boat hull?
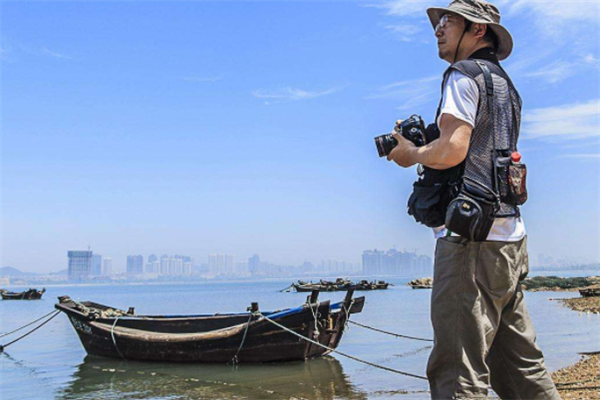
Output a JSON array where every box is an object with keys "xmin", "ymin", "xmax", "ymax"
[
  {"xmin": 1, "ymin": 289, "xmax": 45, "ymax": 300},
  {"xmin": 56, "ymin": 295, "xmax": 364, "ymax": 364}
]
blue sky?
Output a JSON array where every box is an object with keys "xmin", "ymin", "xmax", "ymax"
[{"xmin": 1, "ymin": 0, "xmax": 599, "ymax": 273}]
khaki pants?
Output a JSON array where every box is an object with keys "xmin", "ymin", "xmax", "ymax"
[{"xmin": 427, "ymin": 236, "xmax": 562, "ymax": 400}]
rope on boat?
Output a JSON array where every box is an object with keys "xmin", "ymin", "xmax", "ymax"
[
  {"xmin": 342, "ymin": 300, "xmax": 354, "ymax": 331},
  {"xmin": 309, "ymin": 301, "xmax": 321, "ymax": 338},
  {"xmin": 348, "ymin": 320, "xmax": 433, "ymax": 342},
  {"xmin": 0, "ymin": 310, "xmax": 61, "ymax": 352},
  {"xmin": 229, "ymin": 313, "xmax": 253, "ymax": 365},
  {"xmin": 0, "ymin": 310, "xmax": 59, "ymax": 338},
  {"xmin": 257, "ymin": 312, "xmax": 428, "ymax": 381},
  {"xmin": 110, "ymin": 316, "xmax": 127, "ymax": 361}
]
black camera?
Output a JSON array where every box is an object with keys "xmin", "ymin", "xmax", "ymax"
[{"xmin": 374, "ymin": 115, "xmax": 427, "ymax": 158}]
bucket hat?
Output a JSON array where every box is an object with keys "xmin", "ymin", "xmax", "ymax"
[{"xmin": 427, "ymin": 0, "xmax": 513, "ymax": 60}]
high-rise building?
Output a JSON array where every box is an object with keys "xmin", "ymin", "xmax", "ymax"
[
  {"xmin": 68, "ymin": 251, "xmax": 93, "ymax": 281},
  {"xmin": 208, "ymin": 254, "xmax": 235, "ymax": 276},
  {"xmin": 91, "ymin": 254, "xmax": 102, "ymax": 276},
  {"xmin": 249, "ymin": 254, "xmax": 260, "ymax": 276},
  {"xmin": 170, "ymin": 258, "xmax": 183, "ymax": 275},
  {"xmin": 146, "ymin": 260, "xmax": 160, "ymax": 274},
  {"xmin": 301, "ymin": 261, "xmax": 315, "ymax": 272},
  {"xmin": 145, "ymin": 254, "xmax": 158, "ymax": 274},
  {"xmin": 362, "ymin": 250, "xmax": 384, "ymax": 276},
  {"xmin": 362, "ymin": 249, "xmax": 431, "ymax": 276},
  {"xmin": 209, "ymin": 254, "xmax": 221, "ymax": 275},
  {"xmin": 183, "ymin": 262, "xmax": 192, "ymax": 276},
  {"xmin": 102, "ymin": 258, "xmax": 113, "ymax": 276},
  {"xmin": 126, "ymin": 255, "xmax": 144, "ymax": 275},
  {"xmin": 160, "ymin": 255, "xmax": 170, "ymax": 275},
  {"xmin": 225, "ymin": 254, "xmax": 235, "ymax": 274}
]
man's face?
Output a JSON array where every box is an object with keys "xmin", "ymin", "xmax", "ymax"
[{"xmin": 435, "ymin": 13, "xmax": 467, "ymax": 63}]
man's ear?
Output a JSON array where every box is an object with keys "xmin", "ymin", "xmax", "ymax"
[{"xmin": 472, "ymin": 23, "xmax": 486, "ymax": 39}]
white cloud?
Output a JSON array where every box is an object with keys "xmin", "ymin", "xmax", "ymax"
[
  {"xmin": 522, "ymin": 99, "xmax": 600, "ymax": 141},
  {"xmin": 520, "ymin": 54, "xmax": 600, "ymax": 84},
  {"xmin": 499, "ymin": 0, "xmax": 600, "ymax": 24},
  {"xmin": 559, "ymin": 153, "xmax": 600, "ymax": 159},
  {"xmin": 252, "ymin": 86, "xmax": 343, "ymax": 105},
  {"xmin": 584, "ymin": 53, "xmax": 600, "ymax": 65},
  {"xmin": 385, "ymin": 24, "xmax": 423, "ymax": 42},
  {"xmin": 367, "ymin": 75, "xmax": 439, "ymax": 111},
  {"xmin": 367, "ymin": 0, "xmax": 446, "ymax": 41},
  {"xmin": 42, "ymin": 48, "xmax": 72, "ymax": 60},
  {"xmin": 372, "ymin": 0, "xmax": 446, "ymax": 17}
]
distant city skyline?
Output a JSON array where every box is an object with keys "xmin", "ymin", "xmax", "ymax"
[
  {"xmin": 1, "ymin": 246, "xmax": 596, "ymax": 276},
  {"xmin": 2, "ymin": 1, "xmax": 599, "ymax": 273},
  {"xmin": 40, "ymin": 247, "xmax": 432, "ymax": 281}
]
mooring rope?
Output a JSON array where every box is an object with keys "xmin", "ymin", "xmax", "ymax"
[
  {"xmin": 258, "ymin": 312, "xmax": 428, "ymax": 381},
  {"xmin": 0, "ymin": 310, "xmax": 61, "ymax": 352},
  {"xmin": 349, "ymin": 320, "xmax": 433, "ymax": 342},
  {"xmin": 0, "ymin": 310, "xmax": 59, "ymax": 338},
  {"xmin": 229, "ymin": 313, "xmax": 254, "ymax": 365},
  {"xmin": 110, "ymin": 316, "xmax": 127, "ymax": 361},
  {"xmin": 342, "ymin": 299, "xmax": 354, "ymax": 331},
  {"xmin": 309, "ymin": 301, "xmax": 321, "ymax": 338}
]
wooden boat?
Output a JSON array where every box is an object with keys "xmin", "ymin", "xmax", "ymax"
[
  {"xmin": 55, "ymin": 290, "xmax": 365, "ymax": 363},
  {"xmin": 407, "ymin": 278, "xmax": 433, "ymax": 289},
  {"xmin": 0, "ymin": 288, "xmax": 46, "ymax": 300},
  {"xmin": 290, "ymin": 279, "xmax": 392, "ymax": 292}
]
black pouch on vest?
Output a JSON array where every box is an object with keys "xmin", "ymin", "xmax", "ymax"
[
  {"xmin": 445, "ymin": 180, "xmax": 497, "ymax": 241},
  {"xmin": 407, "ymin": 164, "xmax": 461, "ymax": 228}
]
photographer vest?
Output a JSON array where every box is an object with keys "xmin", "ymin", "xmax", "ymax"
[{"xmin": 440, "ymin": 48, "xmax": 523, "ymax": 217}]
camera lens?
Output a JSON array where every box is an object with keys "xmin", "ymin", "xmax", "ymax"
[{"xmin": 374, "ymin": 134, "xmax": 398, "ymax": 158}]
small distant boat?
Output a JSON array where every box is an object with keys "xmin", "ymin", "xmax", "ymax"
[
  {"xmin": 407, "ymin": 278, "xmax": 433, "ymax": 290},
  {"xmin": 289, "ymin": 279, "xmax": 392, "ymax": 292},
  {"xmin": 0, "ymin": 288, "xmax": 46, "ymax": 300},
  {"xmin": 56, "ymin": 290, "xmax": 365, "ymax": 363}
]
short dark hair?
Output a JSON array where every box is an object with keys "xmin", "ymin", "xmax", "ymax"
[
  {"xmin": 466, "ymin": 20, "xmax": 498, "ymax": 51},
  {"xmin": 483, "ymin": 27, "xmax": 498, "ymax": 51}
]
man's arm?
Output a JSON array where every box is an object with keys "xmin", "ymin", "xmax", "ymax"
[{"xmin": 387, "ymin": 113, "xmax": 472, "ymax": 169}]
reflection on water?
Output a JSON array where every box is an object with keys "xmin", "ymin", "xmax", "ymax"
[{"xmin": 58, "ymin": 356, "xmax": 368, "ymax": 400}]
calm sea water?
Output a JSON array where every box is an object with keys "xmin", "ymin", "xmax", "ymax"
[{"xmin": 1, "ymin": 278, "xmax": 598, "ymax": 400}]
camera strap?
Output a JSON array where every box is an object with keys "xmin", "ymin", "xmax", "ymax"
[{"xmin": 474, "ymin": 60, "xmax": 500, "ymax": 201}]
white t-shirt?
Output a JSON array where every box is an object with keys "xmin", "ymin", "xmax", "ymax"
[{"xmin": 433, "ymin": 70, "xmax": 526, "ymax": 242}]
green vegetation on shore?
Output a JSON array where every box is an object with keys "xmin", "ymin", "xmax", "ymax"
[{"xmin": 521, "ymin": 276, "xmax": 600, "ymax": 291}]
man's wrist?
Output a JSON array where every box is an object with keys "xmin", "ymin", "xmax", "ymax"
[{"xmin": 409, "ymin": 145, "xmax": 423, "ymax": 165}]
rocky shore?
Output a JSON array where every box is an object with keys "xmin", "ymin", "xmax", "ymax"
[
  {"xmin": 552, "ymin": 354, "xmax": 600, "ymax": 399},
  {"xmin": 556, "ymin": 297, "xmax": 600, "ymax": 314}
]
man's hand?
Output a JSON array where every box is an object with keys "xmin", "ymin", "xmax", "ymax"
[{"xmin": 386, "ymin": 132, "xmax": 417, "ymax": 167}]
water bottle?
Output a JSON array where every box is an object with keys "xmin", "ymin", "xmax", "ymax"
[{"xmin": 507, "ymin": 151, "xmax": 528, "ymax": 205}]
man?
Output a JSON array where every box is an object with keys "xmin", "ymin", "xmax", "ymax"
[{"xmin": 387, "ymin": 1, "xmax": 562, "ymax": 399}]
